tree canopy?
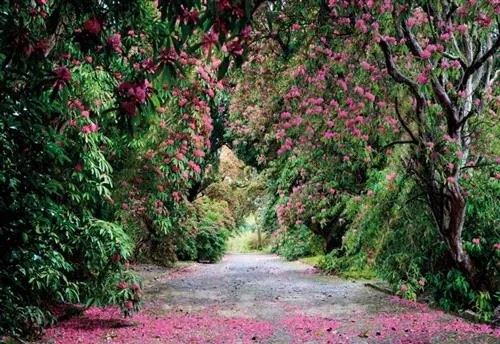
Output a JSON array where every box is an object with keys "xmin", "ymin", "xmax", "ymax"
[{"xmin": 0, "ymin": 0, "xmax": 498, "ymax": 338}]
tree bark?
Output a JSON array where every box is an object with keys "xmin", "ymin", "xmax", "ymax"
[
  {"xmin": 308, "ymin": 219, "xmax": 345, "ymax": 254},
  {"xmin": 427, "ymin": 179, "xmax": 477, "ymax": 287}
]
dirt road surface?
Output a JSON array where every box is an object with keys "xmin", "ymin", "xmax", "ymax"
[
  {"xmin": 44, "ymin": 253, "xmax": 499, "ymax": 343},
  {"xmin": 136, "ymin": 253, "xmax": 498, "ymax": 343}
]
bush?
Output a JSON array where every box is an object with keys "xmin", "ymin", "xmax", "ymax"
[
  {"xmin": 273, "ymin": 225, "xmax": 324, "ymax": 261},
  {"xmin": 0, "ymin": 219, "xmax": 140, "ymax": 338},
  {"xmin": 175, "ymin": 197, "xmax": 232, "ymax": 263},
  {"xmin": 246, "ymin": 231, "xmax": 271, "ymax": 251},
  {"xmin": 195, "ymin": 227, "xmax": 229, "ymax": 262},
  {"xmin": 322, "ymin": 164, "xmax": 499, "ymax": 320}
]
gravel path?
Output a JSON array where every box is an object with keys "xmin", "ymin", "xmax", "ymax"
[{"xmin": 134, "ymin": 253, "xmax": 499, "ymax": 343}]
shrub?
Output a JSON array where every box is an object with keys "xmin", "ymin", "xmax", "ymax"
[
  {"xmin": 273, "ymin": 225, "xmax": 324, "ymax": 261},
  {"xmin": 246, "ymin": 231, "xmax": 272, "ymax": 251},
  {"xmin": 0, "ymin": 219, "xmax": 140, "ymax": 338},
  {"xmin": 174, "ymin": 197, "xmax": 232, "ymax": 263}
]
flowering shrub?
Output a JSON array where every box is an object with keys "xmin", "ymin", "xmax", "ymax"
[
  {"xmin": 0, "ymin": 0, "xmax": 258, "ymax": 338},
  {"xmin": 228, "ymin": 0, "xmax": 499, "ymax": 320}
]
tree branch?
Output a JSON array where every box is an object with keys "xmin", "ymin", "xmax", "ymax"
[
  {"xmin": 431, "ymin": 78, "xmax": 458, "ymax": 123},
  {"xmin": 394, "ymin": 96, "xmax": 418, "ymax": 143},
  {"xmin": 378, "ymin": 39, "xmax": 422, "ymax": 98},
  {"xmin": 378, "ymin": 38, "xmax": 426, "ymax": 122},
  {"xmin": 458, "ymin": 31, "xmax": 500, "ymax": 91},
  {"xmin": 400, "ymin": 19, "xmax": 424, "ymax": 58},
  {"xmin": 381, "ymin": 140, "xmax": 417, "ymax": 150}
]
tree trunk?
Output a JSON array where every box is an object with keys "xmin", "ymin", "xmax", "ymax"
[
  {"xmin": 257, "ymin": 226, "xmax": 262, "ymax": 250},
  {"xmin": 308, "ymin": 219, "xmax": 345, "ymax": 254},
  {"xmin": 428, "ymin": 181, "xmax": 477, "ymax": 287}
]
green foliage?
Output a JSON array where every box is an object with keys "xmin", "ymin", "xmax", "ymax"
[
  {"xmin": 175, "ymin": 198, "xmax": 232, "ymax": 263},
  {"xmin": 227, "ymin": 229, "xmax": 272, "ymax": 253},
  {"xmin": 273, "ymin": 226, "xmax": 324, "ymax": 261},
  {"xmin": 0, "ymin": 0, "xmax": 256, "ymax": 338},
  {"xmin": 323, "ymin": 158, "xmax": 499, "ymax": 320}
]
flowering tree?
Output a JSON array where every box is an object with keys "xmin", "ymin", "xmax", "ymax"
[
  {"xmin": 229, "ymin": 0, "xmax": 499, "ymax": 316},
  {"xmin": 371, "ymin": 0, "xmax": 499, "ymax": 288},
  {"xmin": 229, "ymin": 1, "xmax": 400, "ymax": 252},
  {"xmin": 0, "ymin": 0, "xmax": 262, "ymax": 337}
]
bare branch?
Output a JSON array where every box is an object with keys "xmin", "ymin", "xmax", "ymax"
[
  {"xmin": 381, "ymin": 140, "xmax": 417, "ymax": 150},
  {"xmin": 458, "ymin": 32, "xmax": 500, "ymax": 91},
  {"xmin": 378, "ymin": 38, "xmax": 426, "ymax": 122},
  {"xmin": 400, "ymin": 19, "xmax": 424, "ymax": 58},
  {"xmin": 431, "ymin": 78, "xmax": 458, "ymax": 123},
  {"xmin": 378, "ymin": 39, "xmax": 422, "ymax": 98}
]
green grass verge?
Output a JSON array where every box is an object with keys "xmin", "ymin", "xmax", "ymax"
[{"xmin": 300, "ymin": 255, "xmax": 324, "ymax": 267}]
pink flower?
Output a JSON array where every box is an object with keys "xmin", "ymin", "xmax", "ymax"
[
  {"xmin": 418, "ymin": 280, "xmax": 426, "ymax": 287},
  {"xmin": 354, "ymin": 196, "xmax": 362, "ymax": 202},
  {"xmin": 355, "ymin": 19, "xmax": 368, "ymax": 33},
  {"xmin": 420, "ymin": 49, "xmax": 432, "ymax": 59},
  {"xmin": 386, "ymin": 171, "xmax": 397, "ymax": 182},
  {"xmin": 400, "ymin": 284, "xmax": 408, "ymax": 292},
  {"xmin": 81, "ymin": 123, "xmax": 99, "ymax": 134},
  {"xmin": 472, "ymin": 238, "xmax": 480, "ymax": 245},
  {"xmin": 343, "ymin": 155, "xmax": 350, "ymax": 162},
  {"xmin": 124, "ymin": 300, "xmax": 133, "ymax": 310},
  {"xmin": 447, "ymin": 176, "xmax": 456, "ymax": 183},
  {"xmin": 117, "ymin": 281, "xmax": 127, "ymax": 290},
  {"xmin": 443, "ymin": 134, "xmax": 454, "ymax": 142},
  {"xmin": 476, "ymin": 13, "xmax": 492, "ymax": 27},
  {"xmin": 83, "ymin": 17, "xmax": 102, "ymax": 35},
  {"xmin": 407, "ymin": 17, "xmax": 417, "ymax": 28},
  {"xmin": 457, "ymin": 6, "xmax": 468, "ymax": 16},
  {"xmin": 201, "ymin": 31, "xmax": 219, "ymax": 54},
  {"xmin": 107, "ymin": 33, "xmax": 122, "ymax": 53},
  {"xmin": 417, "ymin": 73, "xmax": 429, "ymax": 85},
  {"xmin": 280, "ymin": 112, "xmax": 292, "ymax": 120},
  {"xmin": 354, "ymin": 86, "xmax": 364, "ymax": 96},
  {"xmin": 456, "ymin": 24, "xmax": 468, "ymax": 34},
  {"xmin": 188, "ymin": 160, "xmax": 201, "ymax": 174},
  {"xmin": 367, "ymin": 190, "xmax": 374, "ymax": 197},
  {"xmin": 440, "ymin": 32, "xmax": 451, "ymax": 41},
  {"xmin": 364, "ymin": 92, "xmax": 376, "ymax": 102},
  {"xmin": 53, "ymin": 65, "xmax": 71, "ymax": 90},
  {"xmin": 121, "ymin": 203, "xmax": 129, "ymax": 210},
  {"xmin": 193, "ymin": 149, "xmax": 205, "ymax": 158},
  {"xmin": 456, "ymin": 150, "xmax": 464, "ymax": 159},
  {"xmin": 323, "ymin": 131, "xmax": 335, "ymax": 139}
]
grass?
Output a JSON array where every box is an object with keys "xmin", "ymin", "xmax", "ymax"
[
  {"xmin": 300, "ymin": 255, "xmax": 324, "ymax": 267},
  {"xmin": 227, "ymin": 231, "xmax": 272, "ymax": 253},
  {"xmin": 300, "ymin": 254, "xmax": 377, "ymax": 279}
]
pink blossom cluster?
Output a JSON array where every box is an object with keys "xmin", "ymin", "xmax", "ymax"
[{"xmin": 118, "ymin": 80, "xmax": 152, "ymax": 117}]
